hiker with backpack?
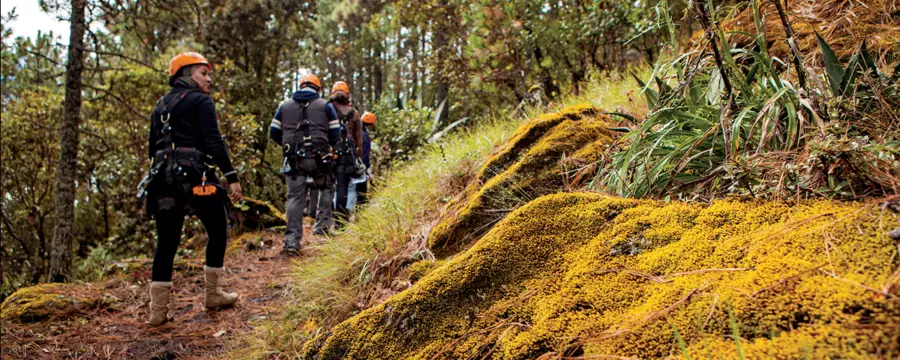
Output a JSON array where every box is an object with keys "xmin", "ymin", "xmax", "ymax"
[
  {"xmin": 140, "ymin": 52, "xmax": 242, "ymax": 326},
  {"xmin": 270, "ymin": 74, "xmax": 341, "ymax": 252},
  {"xmin": 328, "ymin": 81, "xmax": 366, "ymax": 227}
]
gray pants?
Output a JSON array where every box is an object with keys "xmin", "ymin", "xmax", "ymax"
[
  {"xmin": 305, "ymin": 187, "xmax": 318, "ymax": 218},
  {"xmin": 285, "ymin": 165, "xmax": 334, "ymax": 249}
]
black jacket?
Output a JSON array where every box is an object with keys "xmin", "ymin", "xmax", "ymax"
[{"xmin": 148, "ymin": 86, "xmax": 239, "ymax": 183}]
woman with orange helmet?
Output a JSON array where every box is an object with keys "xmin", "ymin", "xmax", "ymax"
[{"xmin": 143, "ymin": 52, "xmax": 243, "ymax": 326}]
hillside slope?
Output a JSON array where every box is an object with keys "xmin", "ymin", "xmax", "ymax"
[
  {"xmin": 298, "ymin": 104, "xmax": 900, "ymax": 359},
  {"xmin": 303, "ymin": 193, "xmax": 899, "ymax": 359},
  {"xmin": 429, "ymin": 104, "xmax": 616, "ymax": 254}
]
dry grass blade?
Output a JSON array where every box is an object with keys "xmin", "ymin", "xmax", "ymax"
[
  {"xmin": 751, "ymin": 264, "xmax": 826, "ymax": 297},
  {"xmin": 664, "ymin": 267, "xmax": 755, "ymax": 279},
  {"xmin": 819, "ymin": 269, "xmax": 898, "ymax": 299},
  {"xmin": 580, "ymin": 285, "xmax": 708, "ymax": 344},
  {"xmin": 593, "ymin": 267, "xmax": 668, "ymax": 283}
]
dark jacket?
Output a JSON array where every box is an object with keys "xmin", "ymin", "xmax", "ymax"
[
  {"xmin": 361, "ymin": 125, "xmax": 371, "ymax": 169},
  {"xmin": 148, "ymin": 85, "xmax": 239, "ymax": 183},
  {"xmin": 333, "ymin": 102, "xmax": 363, "ymax": 158},
  {"xmin": 269, "ymin": 89, "xmax": 340, "ymax": 147}
]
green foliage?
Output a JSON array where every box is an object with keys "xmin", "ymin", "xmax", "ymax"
[
  {"xmin": 729, "ymin": 305, "xmax": 745, "ymax": 360},
  {"xmin": 366, "ymin": 102, "xmax": 434, "ymax": 170},
  {"xmin": 1, "ymin": 86, "xmax": 62, "ymax": 297},
  {"xmin": 1, "ymin": 0, "xmax": 319, "ymax": 295},
  {"xmin": 598, "ymin": 0, "xmax": 899, "ymax": 200},
  {"xmin": 2, "ymin": 0, "xmax": 665, "ymax": 299},
  {"xmin": 73, "ymin": 245, "xmax": 115, "ymax": 283}
]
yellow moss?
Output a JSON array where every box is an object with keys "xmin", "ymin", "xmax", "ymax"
[
  {"xmin": 686, "ymin": 323, "xmax": 897, "ymax": 359},
  {"xmin": 429, "ymin": 108, "xmax": 616, "ymax": 253},
  {"xmin": 1, "ymin": 283, "xmax": 110, "ymax": 322},
  {"xmin": 407, "ymin": 259, "xmax": 446, "ymax": 283},
  {"xmin": 303, "ymin": 193, "xmax": 900, "ymax": 359},
  {"xmin": 235, "ymin": 198, "xmax": 287, "ymax": 231},
  {"xmin": 242, "ymin": 197, "xmax": 287, "ymax": 221},
  {"xmin": 475, "ymin": 103, "xmax": 599, "ymax": 184},
  {"xmin": 302, "ymin": 193, "xmax": 642, "ymax": 359}
]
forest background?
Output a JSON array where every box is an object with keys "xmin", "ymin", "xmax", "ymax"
[{"xmin": 0, "ymin": 0, "xmax": 667, "ymax": 298}]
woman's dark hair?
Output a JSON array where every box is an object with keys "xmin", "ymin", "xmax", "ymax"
[{"xmin": 331, "ymin": 91, "xmax": 351, "ymax": 105}]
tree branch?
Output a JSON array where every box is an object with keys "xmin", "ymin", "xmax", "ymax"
[
  {"xmin": 82, "ymin": 83, "xmax": 148, "ymax": 120},
  {"xmin": 85, "ymin": 49, "xmax": 160, "ymax": 71},
  {"xmin": 1, "ymin": 208, "xmax": 33, "ymax": 257}
]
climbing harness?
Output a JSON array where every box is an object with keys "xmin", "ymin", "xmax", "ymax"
[
  {"xmin": 138, "ymin": 89, "xmax": 227, "ymax": 216},
  {"xmin": 281, "ymin": 100, "xmax": 333, "ymax": 177},
  {"xmin": 330, "ymin": 106, "xmax": 366, "ymax": 178}
]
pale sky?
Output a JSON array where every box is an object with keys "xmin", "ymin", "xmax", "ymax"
[{"xmin": 3, "ymin": 0, "xmax": 74, "ymax": 44}]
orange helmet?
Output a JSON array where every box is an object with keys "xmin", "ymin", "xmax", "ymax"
[
  {"xmin": 361, "ymin": 111, "xmax": 376, "ymax": 125},
  {"xmin": 300, "ymin": 74, "xmax": 322, "ymax": 90},
  {"xmin": 169, "ymin": 52, "xmax": 209, "ymax": 77},
  {"xmin": 331, "ymin": 81, "xmax": 350, "ymax": 94}
]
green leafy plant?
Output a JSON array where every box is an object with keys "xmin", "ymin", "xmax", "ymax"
[{"xmin": 598, "ymin": 0, "xmax": 899, "ymax": 200}]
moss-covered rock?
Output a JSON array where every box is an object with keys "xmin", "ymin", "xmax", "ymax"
[
  {"xmin": 428, "ymin": 104, "xmax": 615, "ymax": 254},
  {"xmin": 225, "ymin": 231, "xmax": 278, "ymax": 255},
  {"xmin": 475, "ymin": 103, "xmax": 599, "ymax": 183},
  {"xmin": 1, "ymin": 283, "xmax": 114, "ymax": 323},
  {"xmin": 302, "ymin": 193, "xmax": 900, "ymax": 359},
  {"xmin": 232, "ymin": 197, "xmax": 287, "ymax": 231},
  {"xmin": 407, "ymin": 259, "xmax": 447, "ymax": 283}
]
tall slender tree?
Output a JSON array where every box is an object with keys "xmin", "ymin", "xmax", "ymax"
[{"xmin": 50, "ymin": 0, "xmax": 86, "ymax": 282}]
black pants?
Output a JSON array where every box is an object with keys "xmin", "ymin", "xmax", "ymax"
[
  {"xmin": 334, "ymin": 171, "xmax": 352, "ymax": 226},
  {"xmin": 152, "ymin": 195, "xmax": 228, "ymax": 282}
]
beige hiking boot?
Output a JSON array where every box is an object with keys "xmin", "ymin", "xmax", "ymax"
[
  {"xmin": 204, "ymin": 266, "xmax": 238, "ymax": 309},
  {"xmin": 148, "ymin": 281, "xmax": 172, "ymax": 326}
]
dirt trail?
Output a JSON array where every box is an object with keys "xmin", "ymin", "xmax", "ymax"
[{"xmin": 2, "ymin": 225, "xmax": 318, "ymax": 359}]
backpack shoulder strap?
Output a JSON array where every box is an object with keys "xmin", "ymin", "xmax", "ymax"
[{"xmin": 155, "ymin": 88, "xmax": 198, "ymax": 119}]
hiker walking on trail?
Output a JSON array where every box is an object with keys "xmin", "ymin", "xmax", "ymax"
[
  {"xmin": 328, "ymin": 81, "xmax": 365, "ymax": 227},
  {"xmin": 270, "ymin": 74, "xmax": 341, "ymax": 252},
  {"xmin": 349, "ymin": 111, "xmax": 376, "ymax": 208},
  {"xmin": 141, "ymin": 52, "xmax": 242, "ymax": 327}
]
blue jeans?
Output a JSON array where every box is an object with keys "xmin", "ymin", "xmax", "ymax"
[{"xmin": 346, "ymin": 175, "xmax": 368, "ymax": 210}]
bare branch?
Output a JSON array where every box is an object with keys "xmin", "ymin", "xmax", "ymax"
[
  {"xmin": 84, "ymin": 49, "xmax": 160, "ymax": 71},
  {"xmin": 82, "ymin": 83, "xmax": 147, "ymax": 121}
]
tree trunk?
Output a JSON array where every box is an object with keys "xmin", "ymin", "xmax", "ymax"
[
  {"xmin": 532, "ymin": 45, "xmax": 559, "ymax": 99},
  {"xmin": 394, "ymin": 29, "xmax": 403, "ymax": 109},
  {"xmin": 50, "ymin": 0, "xmax": 86, "ymax": 283},
  {"xmin": 410, "ymin": 28, "xmax": 419, "ymax": 102},
  {"xmin": 433, "ymin": 27, "xmax": 450, "ymax": 129},
  {"xmin": 364, "ymin": 45, "xmax": 372, "ymax": 107},
  {"xmin": 373, "ymin": 44, "xmax": 383, "ymax": 103}
]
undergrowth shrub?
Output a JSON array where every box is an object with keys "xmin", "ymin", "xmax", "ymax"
[
  {"xmin": 366, "ymin": 102, "xmax": 434, "ymax": 171},
  {"xmin": 597, "ymin": 0, "xmax": 899, "ymax": 200}
]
